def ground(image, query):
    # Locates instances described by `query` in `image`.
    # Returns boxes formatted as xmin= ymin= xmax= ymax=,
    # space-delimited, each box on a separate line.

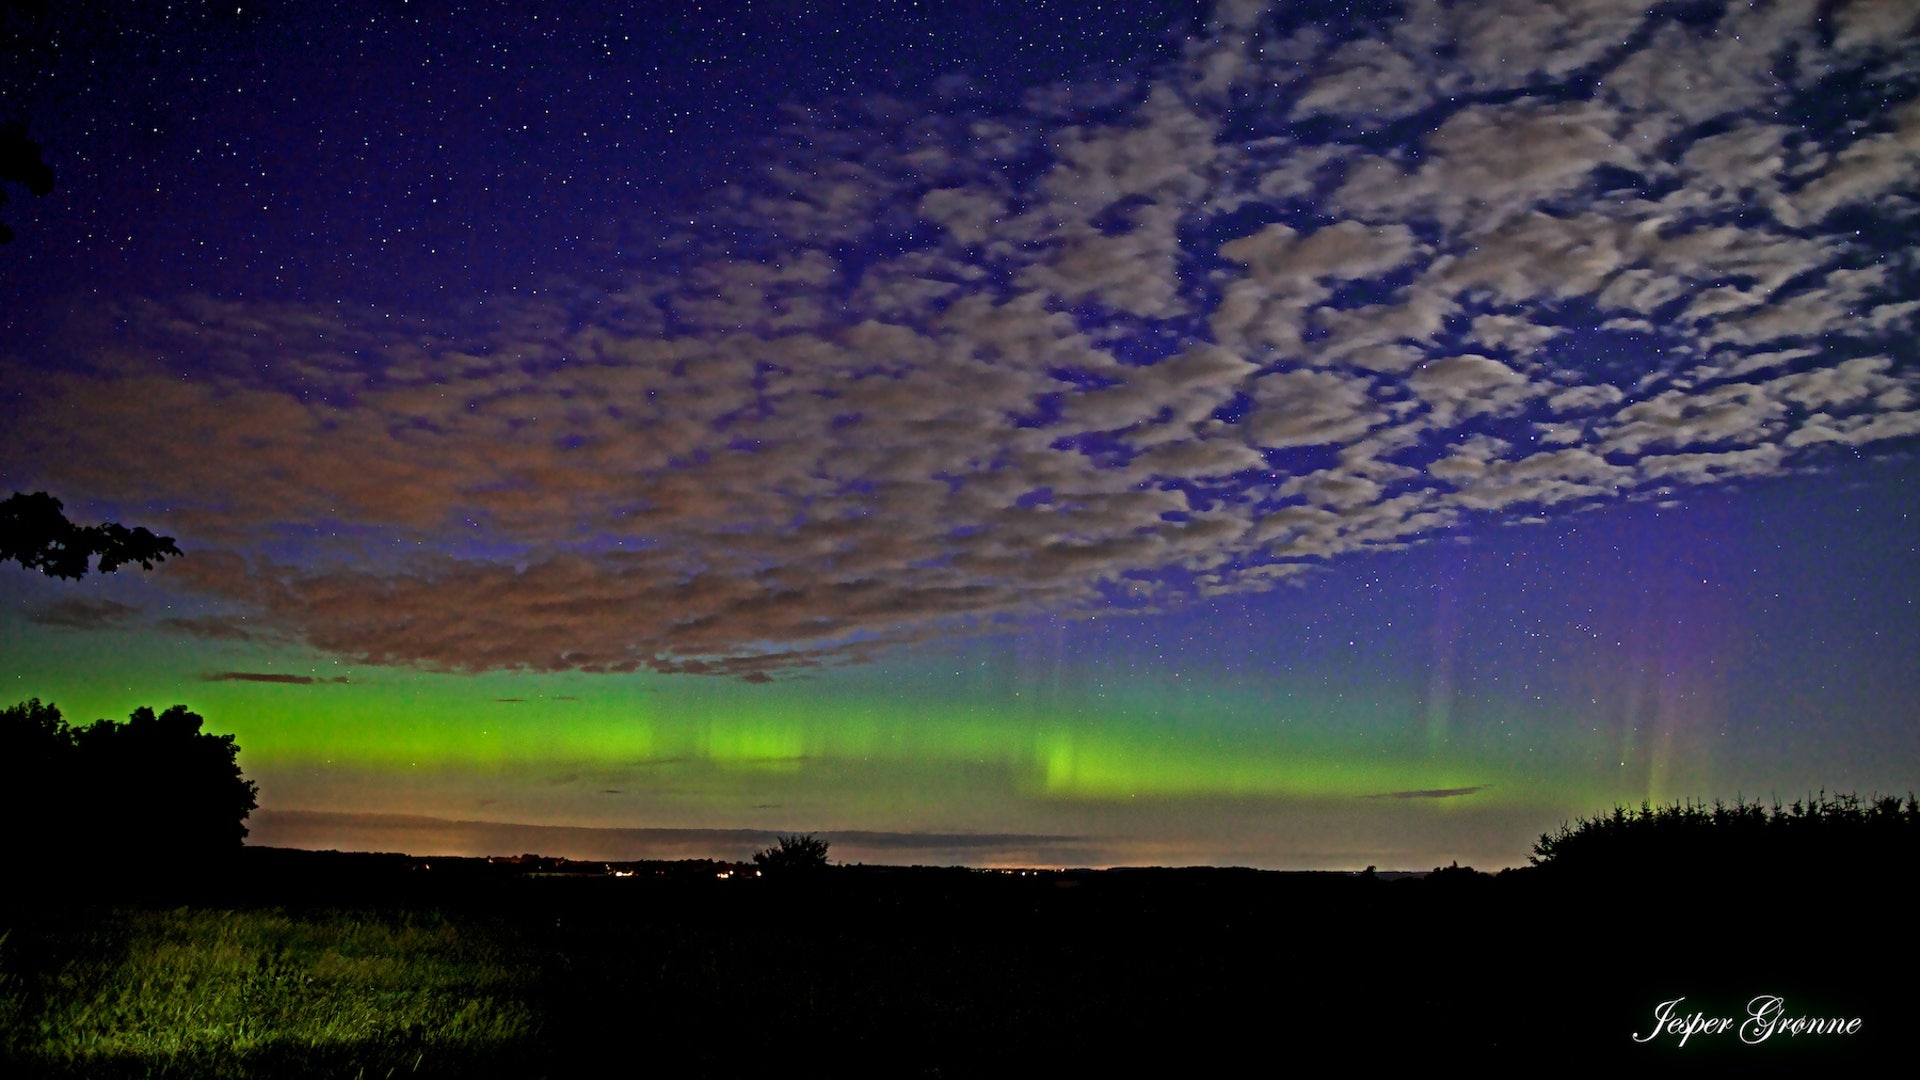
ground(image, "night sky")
xmin=3 ymin=0 xmax=1916 ymax=869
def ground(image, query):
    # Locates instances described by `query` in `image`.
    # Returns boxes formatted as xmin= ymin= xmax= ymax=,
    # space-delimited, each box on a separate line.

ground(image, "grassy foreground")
xmin=0 ymin=906 xmax=539 ymax=1079
xmin=3 ymin=846 xmax=1910 ymax=1075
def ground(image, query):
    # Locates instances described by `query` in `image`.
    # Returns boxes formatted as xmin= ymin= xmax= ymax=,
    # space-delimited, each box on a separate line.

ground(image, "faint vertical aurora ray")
xmin=1424 ymin=570 xmax=1461 ymax=756
xmin=1645 ymin=607 xmax=1733 ymax=807
xmin=1621 ymin=585 xmax=1653 ymax=794
xmin=1613 ymin=536 xmax=1741 ymax=806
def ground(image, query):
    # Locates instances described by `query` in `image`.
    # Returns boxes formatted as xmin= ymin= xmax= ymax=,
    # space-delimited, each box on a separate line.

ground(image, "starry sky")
xmin=2 ymin=0 xmax=1917 ymax=869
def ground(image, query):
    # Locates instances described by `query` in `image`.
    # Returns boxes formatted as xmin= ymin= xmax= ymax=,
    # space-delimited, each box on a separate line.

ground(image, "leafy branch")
xmin=0 ymin=491 xmax=182 ymax=579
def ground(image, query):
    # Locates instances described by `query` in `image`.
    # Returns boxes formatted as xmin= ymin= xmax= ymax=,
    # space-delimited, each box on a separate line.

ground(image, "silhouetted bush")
xmin=1530 ymin=790 xmax=1919 ymax=880
xmin=1 ymin=699 xmax=257 ymax=876
xmin=753 ymin=833 xmax=830 ymax=875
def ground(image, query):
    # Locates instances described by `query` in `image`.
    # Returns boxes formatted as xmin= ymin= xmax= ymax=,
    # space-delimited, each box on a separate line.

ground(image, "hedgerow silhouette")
xmin=1530 ymin=790 xmax=1918 ymax=879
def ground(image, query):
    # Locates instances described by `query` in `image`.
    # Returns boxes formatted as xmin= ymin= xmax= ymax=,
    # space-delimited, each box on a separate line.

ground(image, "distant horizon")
xmin=242 ymin=806 xmax=1445 ymax=872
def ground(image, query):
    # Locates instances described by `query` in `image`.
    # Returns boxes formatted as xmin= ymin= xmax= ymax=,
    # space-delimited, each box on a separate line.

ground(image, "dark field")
xmin=2 ymin=849 xmax=1908 ymax=1076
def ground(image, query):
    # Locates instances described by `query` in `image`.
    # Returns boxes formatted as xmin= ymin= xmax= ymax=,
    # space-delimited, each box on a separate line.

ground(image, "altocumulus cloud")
xmin=9 ymin=0 xmax=1918 ymax=677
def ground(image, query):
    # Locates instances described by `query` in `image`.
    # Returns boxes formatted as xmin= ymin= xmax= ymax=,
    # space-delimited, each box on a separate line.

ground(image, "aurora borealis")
xmin=3 ymin=0 xmax=1917 ymax=868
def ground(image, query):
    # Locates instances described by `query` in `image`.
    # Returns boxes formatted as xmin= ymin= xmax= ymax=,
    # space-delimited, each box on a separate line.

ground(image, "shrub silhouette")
xmin=753 ymin=833 xmax=831 ymax=874
xmin=1 ymin=699 xmax=258 ymax=874
xmin=1530 ymin=791 xmax=1919 ymax=880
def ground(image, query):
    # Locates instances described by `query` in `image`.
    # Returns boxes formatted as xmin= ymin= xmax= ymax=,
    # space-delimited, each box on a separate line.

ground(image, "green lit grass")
xmin=0 ymin=907 xmax=540 ymax=1079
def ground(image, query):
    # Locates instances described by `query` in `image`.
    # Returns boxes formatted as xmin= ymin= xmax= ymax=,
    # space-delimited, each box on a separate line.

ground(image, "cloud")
xmin=9 ymin=0 xmax=1918 ymax=676
xmin=200 ymin=671 xmax=348 ymax=685
xmin=27 ymin=598 xmax=141 ymax=630
xmin=158 ymin=614 xmax=259 ymax=641
xmin=1363 ymin=787 xmax=1487 ymax=801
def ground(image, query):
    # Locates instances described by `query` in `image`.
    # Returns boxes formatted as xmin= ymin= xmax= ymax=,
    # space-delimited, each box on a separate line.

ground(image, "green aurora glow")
xmin=6 ymin=464 xmax=1912 ymax=868
xmin=4 ymin=609 xmax=1639 ymax=868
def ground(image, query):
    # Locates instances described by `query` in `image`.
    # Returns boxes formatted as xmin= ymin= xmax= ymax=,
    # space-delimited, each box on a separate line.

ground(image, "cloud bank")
xmin=9 ymin=0 xmax=1918 ymax=676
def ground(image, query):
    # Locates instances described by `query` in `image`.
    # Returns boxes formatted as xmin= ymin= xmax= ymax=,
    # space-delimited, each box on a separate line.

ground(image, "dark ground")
xmin=5 ymin=848 xmax=1910 ymax=1075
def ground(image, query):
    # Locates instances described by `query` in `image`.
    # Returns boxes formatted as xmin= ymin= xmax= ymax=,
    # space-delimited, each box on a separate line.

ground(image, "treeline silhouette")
xmin=1 ymin=698 xmax=257 ymax=878
xmin=1530 ymin=790 xmax=1919 ymax=881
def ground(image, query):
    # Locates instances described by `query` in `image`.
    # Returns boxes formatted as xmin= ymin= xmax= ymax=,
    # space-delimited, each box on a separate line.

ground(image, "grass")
xmin=0 ymin=906 xmax=541 ymax=1079
xmin=3 ymin=831 xmax=1910 ymax=1075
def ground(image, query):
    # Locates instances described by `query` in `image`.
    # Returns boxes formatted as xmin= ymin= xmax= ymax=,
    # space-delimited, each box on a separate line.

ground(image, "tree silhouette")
xmin=0 ymin=491 xmax=182 ymax=579
xmin=753 ymin=833 xmax=831 ymax=874
xmin=76 ymin=705 xmax=259 ymax=865
xmin=0 ymin=697 xmax=71 ymax=866
xmin=1 ymin=699 xmax=257 ymax=874
xmin=0 ymin=119 xmax=53 ymax=244
xmin=1 ymin=1 xmax=55 ymax=244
